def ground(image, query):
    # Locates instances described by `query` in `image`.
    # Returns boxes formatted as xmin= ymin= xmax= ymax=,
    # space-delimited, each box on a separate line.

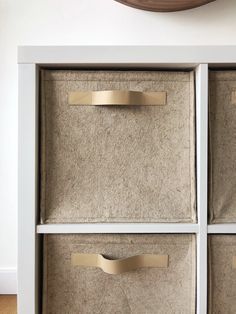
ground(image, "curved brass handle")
xmin=233 ymin=256 xmax=236 ymax=269
xmin=71 ymin=253 xmax=168 ymax=275
xmin=69 ymin=90 xmax=167 ymax=106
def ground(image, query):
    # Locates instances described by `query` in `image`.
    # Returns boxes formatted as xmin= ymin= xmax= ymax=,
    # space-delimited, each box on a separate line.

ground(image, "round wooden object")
xmin=115 ymin=0 xmax=215 ymax=12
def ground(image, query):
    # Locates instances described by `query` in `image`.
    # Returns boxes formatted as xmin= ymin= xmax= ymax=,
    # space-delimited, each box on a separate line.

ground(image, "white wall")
xmin=0 ymin=0 xmax=236 ymax=292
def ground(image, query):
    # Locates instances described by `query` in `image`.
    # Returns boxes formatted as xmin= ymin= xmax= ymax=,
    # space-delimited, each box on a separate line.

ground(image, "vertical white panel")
xmin=196 ymin=64 xmax=208 ymax=314
xmin=18 ymin=64 xmax=39 ymax=314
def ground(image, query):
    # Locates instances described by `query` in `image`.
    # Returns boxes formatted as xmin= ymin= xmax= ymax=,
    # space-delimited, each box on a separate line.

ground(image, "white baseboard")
xmin=0 ymin=268 xmax=17 ymax=294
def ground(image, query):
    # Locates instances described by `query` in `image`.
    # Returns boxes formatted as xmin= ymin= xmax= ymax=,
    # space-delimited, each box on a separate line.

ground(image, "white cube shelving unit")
xmin=18 ymin=46 xmax=236 ymax=314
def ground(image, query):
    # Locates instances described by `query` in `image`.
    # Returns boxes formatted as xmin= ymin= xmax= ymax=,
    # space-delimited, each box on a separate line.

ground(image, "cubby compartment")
xmin=42 ymin=234 xmax=196 ymax=314
xmin=40 ymin=70 xmax=196 ymax=224
xmin=208 ymin=235 xmax=236 ymax=313
xmin=209 ymin=71 xmax=236 ymax=223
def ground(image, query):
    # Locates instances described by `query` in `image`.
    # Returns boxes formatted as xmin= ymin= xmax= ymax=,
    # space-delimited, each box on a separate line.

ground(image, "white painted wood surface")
xmin=18 ymin=46 xmax=236 ymax=314
xmin=37 ymin=223 xmax=199 ymax=234
xmin=18 ymin=64 xmax=39 ymax=314
xmin=196 ymin=64 xmax=208 ymax=314
xmin=208 ymin=224 xmax=236 ymax=234
xmin=18 ymin=45 xmax=236 ymax=65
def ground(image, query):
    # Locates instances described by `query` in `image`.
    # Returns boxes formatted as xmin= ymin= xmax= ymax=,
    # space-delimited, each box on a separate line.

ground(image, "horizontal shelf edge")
xmin=208 ymin=224 xmax=236 ymax=234
xmin=37 ymin=223 xmax=199 ymax=234
xmin=37 ymin=224 xmax=236 ymax=234
xmin=18 ymin=45 xmax=236 ymax=64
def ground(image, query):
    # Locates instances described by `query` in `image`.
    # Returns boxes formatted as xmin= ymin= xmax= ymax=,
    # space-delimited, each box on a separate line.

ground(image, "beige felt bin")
xmin=42 ymin=234 xmax=196 ymax=314
xmin=40 ymin=70 xmax=196 ymax=223
xmin=208 ymin=235 xmax=236 ymax=313
xmin=209 ymin=71 xmax=236 ymax=223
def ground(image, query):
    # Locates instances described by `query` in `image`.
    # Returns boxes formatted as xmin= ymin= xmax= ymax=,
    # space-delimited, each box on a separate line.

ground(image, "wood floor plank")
xmin=0 ymin=295 xmax=17 ymax=314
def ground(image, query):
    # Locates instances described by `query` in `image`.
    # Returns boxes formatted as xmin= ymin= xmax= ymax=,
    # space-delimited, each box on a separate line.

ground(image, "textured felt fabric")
xmin=43 ymin=234 xmax=196 ymax=314
xmin=208 ymin=235 xmax=236 ymax=313
xmin=209 ymin=71 xmax=236 ymax=223
xmin=40 ymin=70 xmax=196 ymax=223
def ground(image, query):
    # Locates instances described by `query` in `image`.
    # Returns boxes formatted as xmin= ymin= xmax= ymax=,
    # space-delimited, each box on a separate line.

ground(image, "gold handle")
xmin=233 ymin=256 xmax=236 ymax=269
xmin=231 ymin=90 xmax=236 ymax=105
xmin=69 ymin=90 xmax=167 ymax=106
xmin=71 ymin=253 xmax=168 ymax=275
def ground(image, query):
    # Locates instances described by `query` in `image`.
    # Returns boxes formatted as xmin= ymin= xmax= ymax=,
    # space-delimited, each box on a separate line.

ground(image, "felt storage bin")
xmin=208 ymin=235 xmax=236 ymax=313
xmin=209 ymin=71 xmax=236 ymax=223
xmin=42 ymin=234 xmax=196 ymax=314
xmin=40 ymin=70 xmax=196 ymax=223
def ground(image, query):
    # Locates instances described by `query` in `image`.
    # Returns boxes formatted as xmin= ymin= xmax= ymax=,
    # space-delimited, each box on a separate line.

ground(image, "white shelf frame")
xmin=18 ymin=64 xmax=39 ymax=314
xmin=208 ymin=224 xmax=236 ymax=234
xmin=18 ymin=46 xmax=236 ymax=314
xmin=37 ymin=223 xmax=199 ymax=234
xmin=196 ymin=64 xmax=208 ymax=314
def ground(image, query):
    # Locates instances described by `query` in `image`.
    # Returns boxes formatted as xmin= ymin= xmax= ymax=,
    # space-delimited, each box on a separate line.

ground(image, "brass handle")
xmin=233 ymin=256 xmax=236 ymax=269
xmin=71 ymin=253 xmax=168 ymax=275
xmin=68 ymin=90 xmax=167 ymax=106
xmin=231 ymin=90 xmax=236 ymax=105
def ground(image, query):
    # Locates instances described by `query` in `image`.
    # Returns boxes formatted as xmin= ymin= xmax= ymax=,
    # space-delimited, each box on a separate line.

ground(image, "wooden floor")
xmin=0 ymin=296 xmax=17 ymax=314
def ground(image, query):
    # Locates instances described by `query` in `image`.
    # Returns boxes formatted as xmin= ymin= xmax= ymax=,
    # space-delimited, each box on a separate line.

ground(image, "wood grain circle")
xmin=115 ymin=0 xmax=215 ymax=12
